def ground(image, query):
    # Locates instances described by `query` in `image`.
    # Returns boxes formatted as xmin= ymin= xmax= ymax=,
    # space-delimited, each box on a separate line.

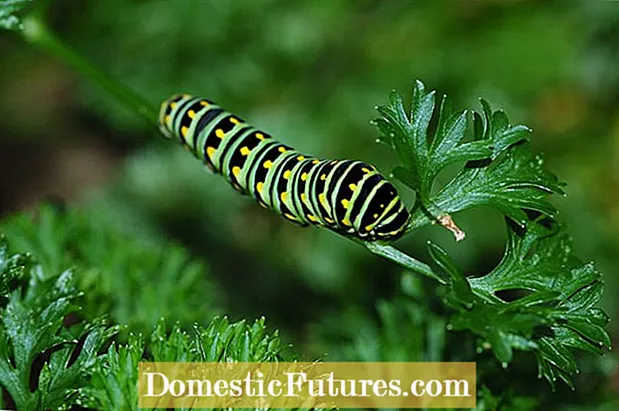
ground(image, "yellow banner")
xmin=138 ymin=362 xmax=476 ymax=409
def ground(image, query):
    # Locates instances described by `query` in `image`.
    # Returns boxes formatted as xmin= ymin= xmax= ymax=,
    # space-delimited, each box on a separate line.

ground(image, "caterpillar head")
xmin=357 ymin=175 xmax=410 ymax=241
xmin=344 ymin=165 xmax=410 ymax=241
xmin=371 ymin=200 xmax=410 ymax=241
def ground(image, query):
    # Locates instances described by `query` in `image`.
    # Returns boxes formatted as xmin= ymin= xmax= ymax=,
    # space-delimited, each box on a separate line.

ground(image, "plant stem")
xmin=362 ymin=241 xmax=446 ymax=284
xmin=21 ymin=15 xmax=158 ymax=126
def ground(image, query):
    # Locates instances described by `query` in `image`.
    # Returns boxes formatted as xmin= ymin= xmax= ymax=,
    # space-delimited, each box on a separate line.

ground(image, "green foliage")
xmin=459 ymin=219 xmax=609 ymax=389
xmin=0 ymin=0 xmax=32 ymax=31
xmin=0 ymin=204 xmax=220 ymax=334
xmin=375 ymin=83 xmax=492 ymax=200
xmin=83 ymin=317 xmax=307 ymax=411
xmin=431 ymin=218 xmax=611 ymax=389
xmin=0 ymin=235 xmax=311 ymax=411
xmin=0 ymin=235 xmax=28 ymax=297
xmin=0 ymin=237 xmax=118 ymax=410
xmin=81 ymin=334 xmax=145 ymax=411
xmin=194 ymin=317 xmax=285 ymax=362
xmin=476 ymin=386 xmax=538 ymax=411
xmin=373 ymin=81 xmax=611 ymax=388
xmin=375 ymin=81 xmax=564 ymax=231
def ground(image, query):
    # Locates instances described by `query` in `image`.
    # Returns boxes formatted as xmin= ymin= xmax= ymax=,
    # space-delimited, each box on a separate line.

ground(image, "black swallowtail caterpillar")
xmin=158 ymin=94 xmax=410 ymax=241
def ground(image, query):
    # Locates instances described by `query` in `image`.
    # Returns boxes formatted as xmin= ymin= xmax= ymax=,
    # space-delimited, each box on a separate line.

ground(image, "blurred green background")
xmin=1 ymin=0 xmax=618 ymax=408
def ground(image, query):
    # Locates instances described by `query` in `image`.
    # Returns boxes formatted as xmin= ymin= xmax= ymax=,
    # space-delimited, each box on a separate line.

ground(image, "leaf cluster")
xmin=0 ymin=236 xmax=314 ymax=411
xmin=82 ymin=317 xmax=297 ymax=411
xmin=375 ymin=80 xmax=564 ymax=232
xmin=0 ymin=237 xmax=118 ymax=410
xmin=0 ymin=203 xmax=220 ymax=334
xmin=373 ymin=80 xmax=611 ymax=388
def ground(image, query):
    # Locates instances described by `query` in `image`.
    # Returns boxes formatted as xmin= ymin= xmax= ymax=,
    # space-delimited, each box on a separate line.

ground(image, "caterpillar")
xmin=158 ymin=94 xmax=409 ymax=241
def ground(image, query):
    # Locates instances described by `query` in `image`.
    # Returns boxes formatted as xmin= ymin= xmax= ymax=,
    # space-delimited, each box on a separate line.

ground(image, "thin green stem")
xmin=406 ymin=195 xmax=435 ymax=233
xmin=361 ymin=240 xmax=447 ymax=284
xmin=21 ymin=15 xmax=158 ymax=126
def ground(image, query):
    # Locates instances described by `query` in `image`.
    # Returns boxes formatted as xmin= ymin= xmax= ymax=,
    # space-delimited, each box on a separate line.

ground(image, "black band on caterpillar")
xmin=158 ymin=94 xmax=409 ymax=241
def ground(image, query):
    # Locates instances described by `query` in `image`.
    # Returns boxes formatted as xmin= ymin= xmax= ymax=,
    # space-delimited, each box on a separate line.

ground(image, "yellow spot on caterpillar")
xmin=342 ymin=217 xmax=351 ymax=226
xmin=257 ymin=182 xmax=264 ymax=193
xmin=325 ymin=217 xmax=334 ymax=224
xmin=207 ymin=147 xmax=216 ymax=158
xmin=165 ymin=114 xmax=171 ymax=125
xmin=380 ymin=204 xmax=385 ymax=208
xmin=215 ymin=129 xmax=225 ymax=138
xmin=297 ymin=155 xmax=305 ymax=161
xmin=283 ymin=170 xmax=291 ymax=180
xmin=365 ymin=225 xmax=373 ymax=231
xmin=200 ymin=100 xmax=210 ymax=107
xmin=230 ymin=117 xmax=240 ymax=124
xmin=312 ymin=159 xmax=320 ymax=164
xmin=232 ymin=166 xmax=241 ymax=177
xmin=170 ymin=102 xmax=177 ymax=109
xmin=320 ymin=174 xmax=326 ymax=181
xmin=301 ymin=173 xmax=308 ymax=181
xmin=280 ymin=192 xmax=288 ymax=203
xmin=263 ymin=160 xmax=273 ymax=169
xmin=341 ymin=199 xmax=350 ymax=209
xmin=301 ymin=193 xmax=307 ymax=202
xmin=240 ymin=147 xmax=251 ymax=156
xmin=330 ymin=160 xmax=338 ymax=164
xmin=373 ymin=214 xmax=379 ymax=218
xmin=188 ymin=110 xmax=195 ymax=119
xmin=284 ymin=213 xmax=296 ymax=220
xmin=256 ymin=132 xmax=265 ymax=140
xmin=319 ymin=193 xmax=328 ymax=209
xmin=307 ymin=215 xmax=318 ymax=222
xmin=181 ymin=126 xmax=189 ymax=137
xmin=279 ymin=147 xmax=287 ymax=153
xmin=349 ymin=183 xmax=357 ymax=191
xmin=362 ymin=167 xmax=370 ymax=173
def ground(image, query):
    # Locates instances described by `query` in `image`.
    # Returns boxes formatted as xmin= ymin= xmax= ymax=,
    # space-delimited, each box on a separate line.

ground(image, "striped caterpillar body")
xmin=158 ymin=94 xmax=409 ymax=241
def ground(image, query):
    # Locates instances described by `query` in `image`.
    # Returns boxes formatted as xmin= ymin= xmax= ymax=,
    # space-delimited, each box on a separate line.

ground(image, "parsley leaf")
xmin=1 ymin=203 xmax=220 ymax=334
xmin=0 ymin=235 xmax=29 ymax=298
xmin=0 ymin=237 xmax=118 ymax=410
xmin=374 ymin=81 xmax=492 ymax=201
xmin=430 ymin=218 xmax=611 ymax=389
xmin=80 ymin=335 xmax=145 ymax=411
xmin=373 ymin=81 xmax=610 ymax=388
xmin=194 ymin=316 xmax=284 ymax=362
xmin=84 ymin=317 xmax=326 ymax=411
xmin=374 ymin=80 xmax=564 ymax=237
